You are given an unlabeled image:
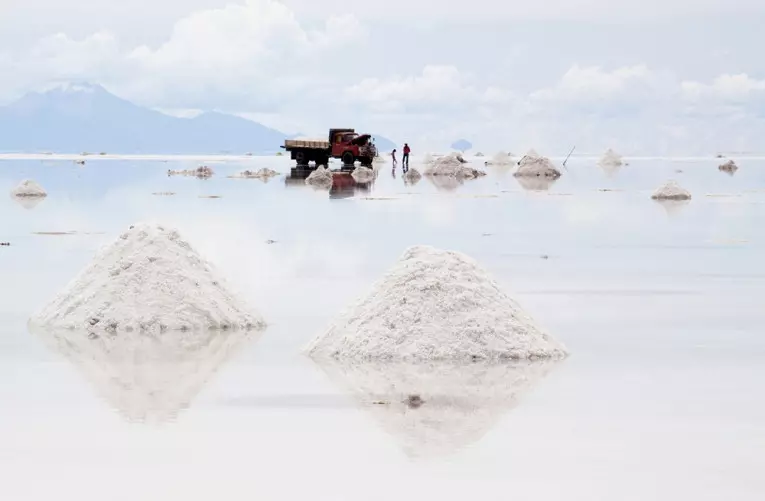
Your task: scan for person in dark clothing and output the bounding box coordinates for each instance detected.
[402,143,411,170]
[391,148,397,166]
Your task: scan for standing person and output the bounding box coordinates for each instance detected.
[402,143,411,170]
[391,148,397,167]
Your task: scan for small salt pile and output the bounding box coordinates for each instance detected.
[305,245,567,361]
[403,168,422,183]
[514,153,561,179]
[305,165,334,189]
[29,222,265,333]
[10,179,47,198]
[230,168,279,180]
[485,151,513,166]
[168,166,214,178]
[651,180,692,200]
[719,160,738,174]
[425,156,486,178]
[351,166,376,183]
[599,148,623,167]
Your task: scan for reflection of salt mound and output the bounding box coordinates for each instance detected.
[305,166,334,189]
[718,160,738,175]
[168,166,214,178]
[11,179,47,197]
[514,155,562,179]
[313,359,559,458]
[515,175,558,191]
[230,168,279,180]
[29,223,265,333]
[306,246,567,361]
[652,180,692,200]
[31,326,255,423]
[13,195,46,210]
[486,151,513,166]
[598,148,623,167]
[351,166,376,183]
[656,199,691,217]
[403,168,422,184]
[427,175,462,191]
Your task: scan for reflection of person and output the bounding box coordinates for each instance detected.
[392,149,397,166]
[403,143,411,170]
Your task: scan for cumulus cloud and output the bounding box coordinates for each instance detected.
[0,0,366,110]
[681,73,765,103]
[345,65,513,113]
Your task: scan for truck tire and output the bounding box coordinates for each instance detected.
[342,151,355,166]
[295,151,307,166]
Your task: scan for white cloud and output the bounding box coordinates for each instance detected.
[681,73,765,102]
[0,0,366,110]
[345,65,513,113]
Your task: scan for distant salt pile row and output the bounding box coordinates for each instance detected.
[652,180,692,201]
[168,166,214,178]
[10,179,47,198]
[424,155,486,179]
[305,165,334,189]
[485,151,513,166]
[230,168,280,180]
[305,245,567,361]
[351,166,376,183]
[514,150,561,179]
[719,160,738,174]
[599,148,623,167]
[29,222,265,333]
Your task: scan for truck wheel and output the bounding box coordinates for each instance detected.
[342,151,355,166]
[295,151,307,166]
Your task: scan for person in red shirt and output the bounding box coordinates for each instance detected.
[402,143,411,170]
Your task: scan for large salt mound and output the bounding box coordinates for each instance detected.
[651,180,692,200]
[313,359,559,458]
[514,155,562,179]
[29,223,265,333]
[305,165,334,189]
[599,148,623,167]
[305,245,567,361]
[11,179,47,197]
[351,165,376,183]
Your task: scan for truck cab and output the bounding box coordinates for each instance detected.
[329,129,377,167]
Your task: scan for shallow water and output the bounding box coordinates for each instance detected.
[1,155,764,500]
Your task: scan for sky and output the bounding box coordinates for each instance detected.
[1,0,764,153]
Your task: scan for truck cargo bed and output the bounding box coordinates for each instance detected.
[284,139,330,150]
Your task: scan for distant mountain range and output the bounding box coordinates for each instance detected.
[0,83,395,155]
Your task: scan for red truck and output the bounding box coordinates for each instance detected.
[281,128,378,168]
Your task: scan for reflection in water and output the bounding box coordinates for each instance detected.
[655,199,691,217]
[426,175,463,192]
[515,175,558,192]
[30,326,256,424]
[313,359,561,458]
[283,168,373,198]
[599,163,622,178]
[12,195,46,210]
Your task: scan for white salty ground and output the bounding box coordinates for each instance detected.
[29,222,265,333]
[305,245,567,361]
[652,180,692,200]
[10,179,47,197]
[305,166,334,189]
[485,151,513,165]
